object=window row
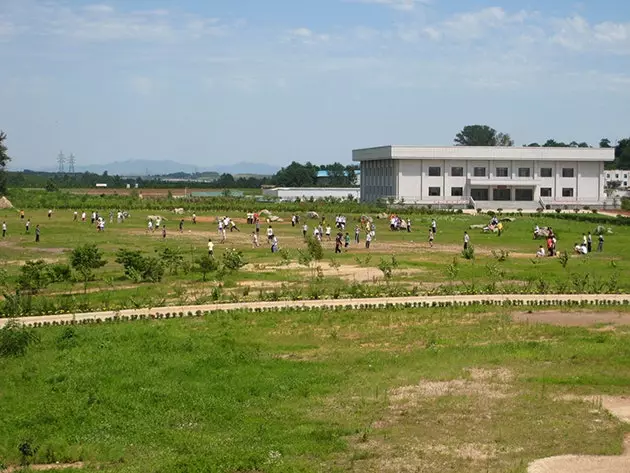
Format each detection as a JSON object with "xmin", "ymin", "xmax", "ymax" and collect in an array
[
  {"xmin": 425, "ymin": 187, "xmax": 576, "ymax": 198},
  {"xmin": 425, "ymin": 166, "xmax": 574, "ymax": 178}
]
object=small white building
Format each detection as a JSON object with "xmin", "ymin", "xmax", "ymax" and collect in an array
[
  {"xmin": 605, "ymin": 170, "xmax": 629, "ymax": 188},
  {"xmin": 262, "ymin": 187, "xmax": 360, "ymax": 202},
  {"xmin": 353, "ymin": 145, "xmax": 614, "ymax": 208}
]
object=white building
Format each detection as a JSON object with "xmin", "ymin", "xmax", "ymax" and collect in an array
[
  {"xmin": 353, "ymin": 145, "xmax": 614, "ymax": 208},
  {"xmin": 262, "ymin": 187, "xmax": 360, "ymax": 201},
  {"xmin": 605, "ymin": 170, "xmax": 629, "ymax": 188}
]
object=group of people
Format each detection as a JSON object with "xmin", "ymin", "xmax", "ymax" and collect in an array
[
  {"xmin": 389, "ymin": 214, "xmax": 412, "ymax": 232},
  {"xmin": 574, "ymin": 232, "xmax": 604, "ymax": 255}
]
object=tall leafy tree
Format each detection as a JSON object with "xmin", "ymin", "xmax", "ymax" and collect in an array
[
  {"xmin": 454, "ymin": 125, "xmax": 513, "ymax": 147},
  {"xmin": 600, "ymin": 138, "xmax": 612, "ymax": 148},
  {"xmin": 0, "ymin": 131, "xmax": 11, "ymax": 195},
  {"xmin": 614, "ymin": 138, "xmax": 630, "ymax": 169}
]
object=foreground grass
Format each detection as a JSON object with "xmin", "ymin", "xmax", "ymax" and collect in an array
[{"xmin": 1, "ymin": 306, "xmax": 630, "ymax": 472}]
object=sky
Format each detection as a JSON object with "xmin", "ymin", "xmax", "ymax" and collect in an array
[{"xmin": 1, "ymin": 0, "xmax": 629, "ymax": 171}]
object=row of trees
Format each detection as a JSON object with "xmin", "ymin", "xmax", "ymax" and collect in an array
[{"xmin": 454, "ymin": 125, "xmax": 630, "ymax": 169}]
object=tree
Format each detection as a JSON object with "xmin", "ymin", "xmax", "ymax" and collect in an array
[
  {"xmin": 525, "ymin": 142, "xmax": 540, "ymax": 147},
  {"xmin": 70, "ymin": 244, "xmax": 107, "ymax": 293},
  {"xmin": 614, "ymin": 138, "xmax": 630, "ymax": 169},
  {"xmin": 600, "ymin": 138, "xmax": 612, "ymax": 148},
  {"xmin": 0, "ymin": 131, "xmax": 11, "ymax": 195},
  {"xmin": 454, "ymin": 125, "xmax": 512, "ymax": 147},
  {"xmin": 45, "ymin": 178, "xmax": 58, "ymax": 192},
  {"xmin": 273, "ymin": 161, "xmax": 317, "ymax": 187},
  {"xmin": 17, "ymin": 260, "xmax": 51, "ymax": 294},
  {"xmin": 496, "ymin": 132, "xmax": 514, "ymax": 147},
  {"xmin": 195, "ymin": 255, "xmax": 218, "ymax": 281}
]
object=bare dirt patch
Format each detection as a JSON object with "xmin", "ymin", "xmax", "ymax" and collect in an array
[
  {"xmin": 528, "ymin": 396, "xmax": 630, "ymax": 473},
  {"xmin": 513, "ymin": 311, "xmax": 630, "ymax": 327},
  {"xmin": 4, "ymin": 462, "xmax": 84, "ymax": 472}
]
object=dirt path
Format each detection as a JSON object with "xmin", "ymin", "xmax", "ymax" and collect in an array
[
  {"xmin": 528, "ymin": 396, "xmax": 630, "ymax": 473},
  {"xmin": 3, "ymin": 462, "xmax": 84, "ymax": 472},
  {"xmin": 2, "ymin": 294, "xmax": 630, "ymax": 328}
]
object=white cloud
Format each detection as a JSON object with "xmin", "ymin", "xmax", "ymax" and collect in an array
[
  {"xmin": 4, "ymin": 2, "xmax": 231, "ymax": 42},
  {"xmin": 551, "ymin": 15, "xmax": 630, "ymax": 54},
  {"xmin": 421, "ymin": 7, "xmax": 532, "ymax": 42},
  {"xmin": 285, "ymin": 27, "xmax": 330, "ymax": 44},
  {"xmin": 345, "ymin": 0, "xmax": 429, "ymax": 11}
]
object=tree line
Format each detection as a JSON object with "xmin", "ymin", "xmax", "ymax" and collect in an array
[{"xmin": 454, "ymin": 124, "xmax": 630, "ymax": 169}]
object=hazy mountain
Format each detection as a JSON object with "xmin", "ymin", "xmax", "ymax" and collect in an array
[{"xmin": 30, "ymin": 160, "xmax": 279, "ymax": 176}]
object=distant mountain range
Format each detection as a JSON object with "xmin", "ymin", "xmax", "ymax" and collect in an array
[{"xmin": 28, "ymin": 160, "xmax": 279, "ymax": 177}]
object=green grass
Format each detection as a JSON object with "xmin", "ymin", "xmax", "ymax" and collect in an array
[
  {"xmin": 1, "ymin": 305, "xmax": 630, "ymax": 472},
  {"xmin": 0, "ymin": 208, "xmax": 628, "ymax": 316}
]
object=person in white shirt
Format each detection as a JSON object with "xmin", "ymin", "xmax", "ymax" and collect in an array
[
  {"xmin": 463, "ymin": 231, "xmax": 470, "ymax": 250},
  {"xmin": 365, "ymin": 231, "xmax": 372, "ymax": 249},
  {"xmin": 81, "ymin": 211, "xmax": 86, "ymax": 222},
  {"xmin": 432, "ymin": 219, "xmax": 437, "ymax": 234},
  {"xmin": 325, "ymin": 226, "xmax": 331, "ymax": 240},
  {"xmin": 252, "ymin": 232, "xmax": 259, "ymax": 248},
  {"xmin": 147, "ymin": 220, "xmax": 153, "ymax": 233},
  {"xmin": 73, "ymin": 211, "xmax": 78, "ymax": 221},
  {"xmin": 302, "ymin": 223, "xmax": 308, "ymax": 239},
  {"xmin": 267, "ymin": 225, "xmax": 274, "ymax": 242},
  {"xmin": 536, "ymin": 246, "xmax": 545, "ymax": 257},
  {"xmin": 2, "ymin": 221, "xmax": 6, "ymax": 238},
  {"xmin": 207, "ymin": 239, "xmax": 214, "ymax": 257},
  {"xmin": 313, "ymin": 228, "xmax": 320, "ymax": 240}
]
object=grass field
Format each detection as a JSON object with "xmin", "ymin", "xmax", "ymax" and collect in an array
[
  {"xmin": 1, "ymin": 305, "xmax": 630, "ymax": 472},
  {"xmin": 0, "ymin": 207, "xmax": 628, "ymax": 316}
]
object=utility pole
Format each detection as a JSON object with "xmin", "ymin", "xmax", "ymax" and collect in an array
[
  {"xmin": 57, "ymin": 151, "xmax": 66, "ymax": 173},
  {"xmin": 67, "ymin": 153, "xmax": 76, "ymax": 173}
]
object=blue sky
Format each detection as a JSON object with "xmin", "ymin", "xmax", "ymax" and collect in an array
[{"xmin": 1, "ymin": 0, "xmax": 629, "ymax": 171}]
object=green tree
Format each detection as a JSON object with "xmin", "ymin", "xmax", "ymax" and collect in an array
[
  {"xmin": 45, "ymin": 178, "xmax": 58, "ymax": 192},
  {"xmin": 195, "ymin": 255, "xmax": 218, "ymax": 281},
  {"xmin": 70, "ymin": 244, "xmax": 107, "ymax": 293},
  {"xmin": 454, "ymin": 125, "xmax": 512, "ymax": 147},
  {"xmin": 600, "ymin": 138, "xmax": 612, "ymax": 148},
  {"xmin": 614, "ymin": 138, "xmax": 630, "ymax": 169},
  {"xmin": 0, "ymin": 131, "xmax": 11, "ymax": 195},
  {"xmin": 273, "ymin": 161, "xmax": 317, "ymax": 187},
  {"xmin": 17, "ymin": 260, "xmax": 51, "ymax": 294}
]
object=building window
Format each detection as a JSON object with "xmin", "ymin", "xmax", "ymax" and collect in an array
[
  {"xmin": 428, "ymin": 187, "xmax": 441, "ymax": 196},
  {"xmin": 606, "ymin": 173, "xmax": 610, "ymax": 179},
  {"xmin": 562, "ymin": 188, "xmax": 574, "ymax": 197},
  {"xmin": 451, "ymin": 187, "xmax": 463, "ymax": 197},
  {"xmin": 540, "ymin": 168, "xmax": 553, "ymax": 178},
  {"xmin": 562, "ymin": 168, "xmax": 575, "ymax": 178},
  {"xmin": 518, "ymin": 168, "xmax": 531, "ymax": 178},
  {"xmin": 540, "ymin": 187, "xmax": 552, "ymax": 197},
  {"xmin": 473, "ymin": 167, "xmax": 486, "ymax": 177},
  {"xmin": 428, "ymin": 166, "xmax": 441, "ymax": 177},
  {"xmin": 496, "ymin": 167, "xmax": 509, "ymax": 177},
  {"xmin": 616, "ymin": 174, "xmax": 620, "ymax": 179},
  {"xmin": 451, "ymin": 166, "xmax": 464, "ymax": 177}
]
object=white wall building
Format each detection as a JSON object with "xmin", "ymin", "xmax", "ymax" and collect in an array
[
  {"xmin": 353, "ymin": 146, "xmax": 614, "ymax": 208},
  {"xmin": 605, "ymin": 170, "xmax": 629, "ymax": 188},
  {"xmin": 262, "ymin": 187, "xmax": 360, "ymax": 201}
]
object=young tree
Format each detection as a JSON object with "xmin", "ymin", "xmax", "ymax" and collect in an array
[
  {"xmin": 0, "ymin": 131, "xmax": 11, "ymax": 195},
  {"xmin": 195, "ymin": 255, "xmax": 218, "ymax": 281},
  {"xmin": 17, "ymin": 260, "xmax": 51, "ymax": 294},
  {"xmin": 70, "ymin": 244, "xmax": 107, "ymax": 293}
]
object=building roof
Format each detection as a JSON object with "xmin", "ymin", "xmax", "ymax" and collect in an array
[{"xmin": 352, "ymin": 145, "xmax": 614, "ymax": 163}]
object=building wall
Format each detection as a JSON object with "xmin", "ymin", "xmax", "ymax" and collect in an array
[{"xmin": 363, "ymin": 159, "xmax": 606, "ymax": 203}]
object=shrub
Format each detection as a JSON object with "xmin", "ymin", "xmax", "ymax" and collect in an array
[
  {"xmin": 222, "ymin": 248, "xmax": 246, "ymax": 271},
  {"xmin": 461, "ymin": 245, "xmax": 475, "ymax": 260},
  {"xmin": 115, "ymin": 249, "xmax": 164, "ymax": 282},
  {"xmin": 0, "ymin": 320, "xmax": 40, "ymax": 357},
  {"xmin": 305, "ymin": 236, "xmax": 324, "ymax": 261},
  {"xmin": 195, "ymin": 255, "xmax": 218, "ymax": 281},
  {"xmin": 555, "ymin": 208, "xmax": 562, "ymax": 214},
  {"xmin": 70, "ymin": 244, "xmax": 107, "ymax": 293},
  {"xmin": 456, "ymin": 209, "xmax": 463, "ymax": 214},
  {"xmin": 17, "ymin": 260, "xmax": 51, "ymax": 294},
  {"xmin": 47, "ymin": 263, "xmax": 72, "ymax": 283},
  {"xmin": 476, "ymin": 208, "xmax": 483, "ymax": 214}
]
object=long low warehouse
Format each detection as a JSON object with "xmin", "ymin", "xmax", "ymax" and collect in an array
[{"xmin": 262, "ymin": 187, "xmax": 360, "ymax": 201}]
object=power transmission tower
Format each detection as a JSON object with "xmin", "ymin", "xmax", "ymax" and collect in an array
[
  {"xmin": 67, "ymin": 153, "xmax": 76, "ymax": 173},
  {"xmin": 57, "ymin": 151, "xmax": 66, "ymax": 173}
]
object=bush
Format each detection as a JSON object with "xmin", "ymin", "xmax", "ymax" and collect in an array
[
  {"xmin": 555, "ymin": 208, "xmax": 562, "ymax": 214},
  {"xmin": 476, "ymin": 208, "xmax": 483, "ymax": 214},
  {"xmin": 115, "ymin": 249, "xmax": 164, "ymax": 282},
  {"xmin": 195, "ymin": 255, "xmax": 219, "ymax": 281},
  {"xmin": 222, "ymin": 248, "xmax": 246, "ymax": 271},
  {"xmin": 17, "ymin": 260, "xmax": 51, "ymax": 294},
  {"xmin": 305, "ymin": 236, "xmax": 324, "ymax": 261},
  {"xmin": 0, "ymin": 320, "xmax": 40, "ymax": 357},
  {"xmin": 47, "ymin": 263, "xmax": 72, "ymax": 283},
  {"xmin": 461, "ymin": 245, "xmax": 475, "ymax": 260}
]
